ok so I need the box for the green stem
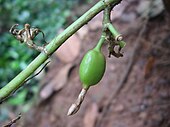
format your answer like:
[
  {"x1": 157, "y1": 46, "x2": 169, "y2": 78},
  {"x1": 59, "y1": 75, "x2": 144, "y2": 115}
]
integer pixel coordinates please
[
  {"x1": 0, "y1": 0, "x2": 122, "y2": 102},
  {"x1": 107, "y1": 23, "x2": 120, "y2": 37},
  {"x1": 102, "y1": 6, "x2": 120, "y2": 37},
  {"x1": 103, "y1": 6, "x2": 112, "y2": 24},
  {"x1": 94, "y1": 6, "x2": 112, "y2": 52},
  {"x1": 103, "y1": 7, "x2": 126, "y2": 48},
  {"x1": 94, "y1": 35, "x2": 106, "y2": 51},
  {"x1": 107, "y1": 23, "x2": 126, "y2": 48}
]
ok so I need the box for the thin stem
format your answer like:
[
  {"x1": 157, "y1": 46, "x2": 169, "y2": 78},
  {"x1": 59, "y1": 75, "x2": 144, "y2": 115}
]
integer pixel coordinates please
[
  {"x1": 94, "y1": 35, "x2": 106, "y2": 51},
  {"x1": 103, "y1": 6, "x2": 123, "y2": 41},
  {"x1": 107, "y1": 23, "x2": 126, "y2": 48},
  {"x1": 103, "y1": 6, "x2": 126, "y2": 48},
  {"x1": 94, "y1": 6, "x2": 112, "y2": 52},
  {"x1": 107, "y1": 23, "x2": 120, "y2": 37},
  {"x1": 103, "y1": 6, "x2": 112, "y2": 24},
  {"x1": 0, "y1": 0, "x2": 122, "y2": 101}
]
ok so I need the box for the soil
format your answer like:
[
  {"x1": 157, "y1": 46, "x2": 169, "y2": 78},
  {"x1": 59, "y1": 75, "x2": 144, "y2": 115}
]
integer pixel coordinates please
[{"x1": 7, "y1": 0, "x2": 170, "y2": 127}]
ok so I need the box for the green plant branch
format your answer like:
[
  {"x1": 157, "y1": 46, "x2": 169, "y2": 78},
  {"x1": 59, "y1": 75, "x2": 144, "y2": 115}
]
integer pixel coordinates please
[
  {"x1": 95, "y1": 35, "x2": 106, "y2": 51},
  {"x1": 107, "y1": 23, "x2": 120, "y2": 37},
  {"x1": 0, "y1": 0, "x2": 122, "y2": 102},
  {"x1": 103, "y1": 6, "x2": 126, "y2": 48},
  {"x1": 106, "y1": 23, "x2": 126, "y2": 48}
]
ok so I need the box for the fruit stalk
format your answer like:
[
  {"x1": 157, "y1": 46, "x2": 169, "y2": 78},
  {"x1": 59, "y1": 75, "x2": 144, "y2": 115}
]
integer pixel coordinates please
[{"x1": 94, "y1": 35, "x2": 105, "y2": 51}]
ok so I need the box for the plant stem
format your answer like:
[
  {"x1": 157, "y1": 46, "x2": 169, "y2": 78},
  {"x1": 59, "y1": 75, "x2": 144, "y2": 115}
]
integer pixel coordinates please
[
  {"x1": 103, "y1": 6, "x2": 120, "y2": 37},
  {"x1": 94, "y1": 6, "x2": 113, "y2": 52},
  {"x1": 107, "y1": 23, "x2": 120, "y2": 37},
  {"x1": 0, "y1": 0, "x2": 122, "y2": 102},
  {"x1": 103, "y1": 6, "x2": 126, "y2": 48},
  {"x1": 107, "y1": 23, "x2": 126, "y2": 48},
  {"x1": 94, "y1": 35, "x2": 106, "y2": 51}
]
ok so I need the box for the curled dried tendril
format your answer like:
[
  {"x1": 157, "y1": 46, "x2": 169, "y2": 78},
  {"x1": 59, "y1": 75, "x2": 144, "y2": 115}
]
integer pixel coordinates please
[{"x1": 9, "y1": 24, "x2": 48, "y2": 55}]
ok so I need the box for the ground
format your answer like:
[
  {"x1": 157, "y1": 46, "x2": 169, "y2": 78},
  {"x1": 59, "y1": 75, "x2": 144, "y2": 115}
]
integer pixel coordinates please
[{"x1": 4, "y1": 0, "x2": 170, "y2": 127}]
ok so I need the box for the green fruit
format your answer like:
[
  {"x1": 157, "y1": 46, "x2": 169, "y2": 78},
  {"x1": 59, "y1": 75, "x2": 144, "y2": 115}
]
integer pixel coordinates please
[{"x1": 79, "y1": 48, "x2": 106, "y2": 89}]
